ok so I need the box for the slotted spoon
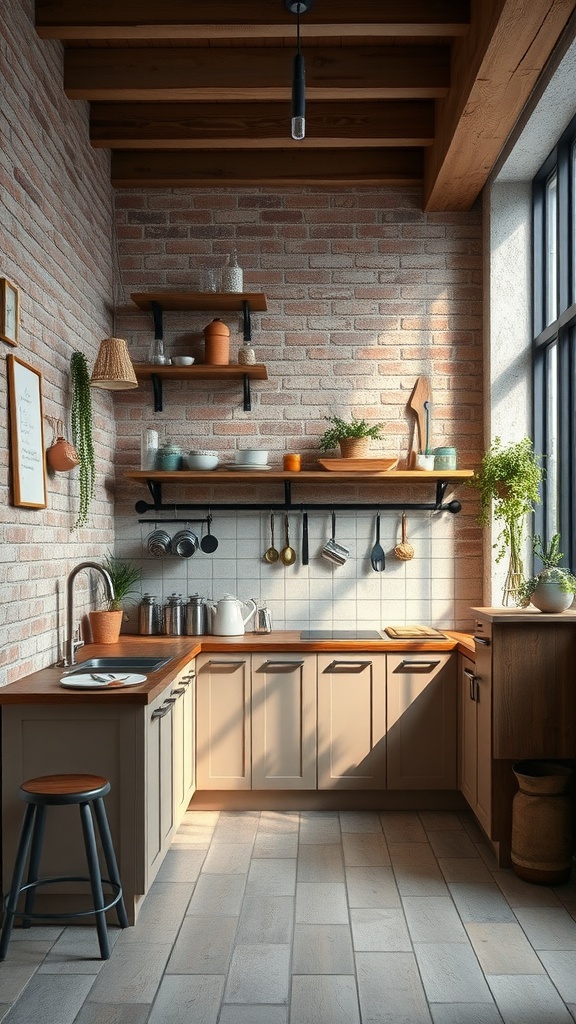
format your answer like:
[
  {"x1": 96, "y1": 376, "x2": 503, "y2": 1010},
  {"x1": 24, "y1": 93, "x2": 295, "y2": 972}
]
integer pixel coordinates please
[{"x1": 370, "y1": 511, "x2": 386, "y2": 572}]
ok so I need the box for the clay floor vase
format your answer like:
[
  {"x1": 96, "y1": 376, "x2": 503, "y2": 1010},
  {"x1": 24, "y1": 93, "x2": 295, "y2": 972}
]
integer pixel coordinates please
[{"x1": 511, "y1": 760, "x2": 573, "y2": 885}]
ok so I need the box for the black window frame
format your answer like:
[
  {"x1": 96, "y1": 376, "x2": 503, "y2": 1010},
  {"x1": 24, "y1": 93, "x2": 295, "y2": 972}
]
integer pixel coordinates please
[{"x1": 532, "y1": 113, "x2": 576, "y2": 570}]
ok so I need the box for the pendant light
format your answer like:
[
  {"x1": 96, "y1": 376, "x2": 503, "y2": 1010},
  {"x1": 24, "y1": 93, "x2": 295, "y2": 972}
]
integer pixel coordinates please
[
  {"x1": 90, "y1": 337, "x2": 138, "y2": 390},
  {"x1": 285, "y1": 1, "x2": 313, "y2": 141}
]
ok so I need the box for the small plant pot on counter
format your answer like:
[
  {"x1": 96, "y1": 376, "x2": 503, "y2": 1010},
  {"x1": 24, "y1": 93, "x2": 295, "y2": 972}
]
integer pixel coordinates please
[{"x1": 89, "y1": 610, "x2": 123, "y2": 645}]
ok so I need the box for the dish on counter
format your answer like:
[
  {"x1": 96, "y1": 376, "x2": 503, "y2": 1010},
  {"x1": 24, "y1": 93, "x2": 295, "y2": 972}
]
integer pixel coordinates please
[
  {"x1": 318, "y1": 458, "x2": 398, "y2": 472},
  {"x1": 60, "y1": 673, "x2": 147, "y2": 689}
]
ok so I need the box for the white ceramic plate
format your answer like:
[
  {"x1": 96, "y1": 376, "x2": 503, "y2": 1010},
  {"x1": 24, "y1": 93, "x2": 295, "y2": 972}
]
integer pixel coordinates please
[
  {"x1": 60, "y1": 673, "x2": 147, "y2": 689},
  {"x1": 228, "y1": 464, "x2": 271, "y2": 471}
]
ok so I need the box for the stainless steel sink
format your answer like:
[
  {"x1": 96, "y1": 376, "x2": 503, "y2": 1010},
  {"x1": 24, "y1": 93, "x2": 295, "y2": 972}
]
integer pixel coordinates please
[{"x1": 64, "y1": 656, "x2": 172, "y2": 674}]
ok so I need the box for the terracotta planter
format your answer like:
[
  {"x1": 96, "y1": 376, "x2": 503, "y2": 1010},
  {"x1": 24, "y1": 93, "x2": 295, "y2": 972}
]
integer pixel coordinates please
[
  {"x1": 203, "y1": 318, "x2": 230, "y2": 365},
  {"x1": 46, "y1": 436, "x2": 80, "y2": 472},
  {"x1": 339, "y1": 437, "x2": 371, "y2": 459},
  {"x1": 89, "y1": 609, "x2": 123, "y2": 645},
  {"x1": 511, "y1": 760, "x2": 573, "y2": 885}
]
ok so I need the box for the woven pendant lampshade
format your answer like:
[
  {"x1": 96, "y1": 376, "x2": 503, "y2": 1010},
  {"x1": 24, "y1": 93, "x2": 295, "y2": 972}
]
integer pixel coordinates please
[{"x1": 90, "y1": 337, "x2": 138, "y2": 390}]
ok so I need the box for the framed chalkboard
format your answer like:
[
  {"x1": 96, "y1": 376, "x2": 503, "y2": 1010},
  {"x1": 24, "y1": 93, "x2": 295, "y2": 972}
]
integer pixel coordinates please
[{"x1": 7, "y1": 354, "x2": 47, "y2": 508}]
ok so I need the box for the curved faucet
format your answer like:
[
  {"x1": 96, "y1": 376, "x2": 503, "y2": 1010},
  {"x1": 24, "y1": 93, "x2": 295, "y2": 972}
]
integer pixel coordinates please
[{"x1": 65, "y1": 561, "x2": 115, "y2": 666}]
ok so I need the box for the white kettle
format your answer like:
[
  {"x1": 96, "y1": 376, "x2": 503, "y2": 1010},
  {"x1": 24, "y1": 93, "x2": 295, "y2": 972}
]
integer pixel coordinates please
[{"x1": 208, "y1": 594, "x2": 257, "y2": 636}]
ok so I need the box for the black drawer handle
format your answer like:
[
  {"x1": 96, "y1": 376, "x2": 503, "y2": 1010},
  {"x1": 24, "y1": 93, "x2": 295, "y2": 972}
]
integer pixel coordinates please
[
  {"x1": 398, "y1": 660, "x2": 440, "y2": 670},
  {"x1": 263, "y1": 660, "x2": 305, "y2": 669},
  {"x1": 464, "y1": 667, "x2": 478, "y2": 701},
  {"x1": 151, "y1": 700, "x2": 174, "y2": 719},
  {"x1": 474, "y1": 636, "x2": 490, "y2": 645},
  {"x1": 206, "y1": 660, "x2": 245, "y2": 667},
  {"x1": 326, "y1": 660, "x2": 371, "y2": 672}
]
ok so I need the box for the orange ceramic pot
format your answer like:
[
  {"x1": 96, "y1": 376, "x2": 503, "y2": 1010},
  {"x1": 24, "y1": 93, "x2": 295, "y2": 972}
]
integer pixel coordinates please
[
  {"x1": 46, "y1": 436, "x2": 80, "y2": 472},
  {"x1": 203, "y1": 318, "x2": 230, "y2": 365},
  {"x1": 89, "y1": 610, "x2": 123, "y2": 645}
]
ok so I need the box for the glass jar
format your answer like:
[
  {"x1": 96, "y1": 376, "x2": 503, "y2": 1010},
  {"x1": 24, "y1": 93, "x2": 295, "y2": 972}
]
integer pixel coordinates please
[
  {"x1": 149, "y1": 337, "x2": 167, "y2": 365},
  {"x1": 283, "y1": 453, "x2": 301, "y2": 471},
  {"x1": 141, "y1": 427, "x2": 159, "y2": 470},
  {"x1": 155, "y1": 442, "x2": 183, "y2": 471},
  {"x1": 433, "y1": 447, "x2": 457, "y2": 471},
  {"x1": 222, "y1": 249, "x2": 243, "y2": 292}
]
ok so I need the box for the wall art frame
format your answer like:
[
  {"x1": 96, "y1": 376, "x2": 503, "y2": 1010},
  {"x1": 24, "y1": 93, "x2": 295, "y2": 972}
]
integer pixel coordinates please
[
  {"x1": 1, "y1": 277, "x2": 20, "y2": 346},
  {"x1": 7, "y1": 354, "x2": 47, "y2": 509}
]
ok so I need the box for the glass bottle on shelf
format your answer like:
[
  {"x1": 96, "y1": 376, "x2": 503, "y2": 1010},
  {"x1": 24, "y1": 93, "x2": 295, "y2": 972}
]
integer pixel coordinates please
[
  {"x1": 222, "y1": 249, "x2": 243, "y2": 292},
  {"x1": 149, "y1": 337, "x2": 167, "y2": 364}
]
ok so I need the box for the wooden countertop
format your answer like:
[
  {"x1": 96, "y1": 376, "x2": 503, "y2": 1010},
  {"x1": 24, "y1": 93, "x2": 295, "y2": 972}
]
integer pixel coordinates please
[{"x1": 0, "y1": 631, "x2": 474, "y2": 706}]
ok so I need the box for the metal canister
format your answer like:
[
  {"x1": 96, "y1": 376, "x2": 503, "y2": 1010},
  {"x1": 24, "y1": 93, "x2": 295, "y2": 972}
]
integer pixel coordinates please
[
  {"x1": 163, "y1": 593, "x2": 185, "y2": 635},
  {"x1": 185, "y1": 594, "x2": 207, "y2": 635},
  {"x1": 138, "y1": 594, "x2": 161, "y2": 635}
]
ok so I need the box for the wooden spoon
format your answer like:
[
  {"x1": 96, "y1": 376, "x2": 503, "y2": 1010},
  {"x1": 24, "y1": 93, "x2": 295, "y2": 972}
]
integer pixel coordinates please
[{"x1": 394, "y1": 513, "x2": 414, "y2": 561}]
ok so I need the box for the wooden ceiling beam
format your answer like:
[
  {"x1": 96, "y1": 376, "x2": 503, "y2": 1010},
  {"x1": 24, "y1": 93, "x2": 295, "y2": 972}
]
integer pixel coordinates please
[
  {"x1": 64, "y1": 45, "x2": 450, "y2": 101},
  {"x1": 424, "y1": 0, "x2": 576, "y2": 210},
  {"x1": 90, "y1": 100, "x2": 435, "y2": 149},
  {"x1": 36, "y1": 0, "x2": 470, "y2": 40},
  {"x1": 110, "y1": 148, "x2": 423, "y2": 187}
]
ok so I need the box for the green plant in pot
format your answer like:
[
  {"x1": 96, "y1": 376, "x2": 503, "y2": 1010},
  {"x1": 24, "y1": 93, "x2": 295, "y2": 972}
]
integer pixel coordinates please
[
  {"x1": 471, "y1": 436, "x2": 542, "y2": 606},
  {"x1": 89, "y1": 553, "x2": 142, "y2": 645},
  {"x1": 518, "y1": 534, "x2": 576, "y2": 612},
  {"x1": 319, "y1": 414, "x2": 384, "y2": 458}
]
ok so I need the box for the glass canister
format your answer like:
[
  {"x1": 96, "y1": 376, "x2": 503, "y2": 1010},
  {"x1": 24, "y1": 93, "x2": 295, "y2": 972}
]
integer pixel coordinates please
[
  {"x1": 141, "y1": 427, "x2": 159, "y2": 470},
  {"x1": 163, "y1": 593, "x2": 185, "y2": 635},
  {"x1": 138, "y1": 594, "x2": 161, "y2": 635},
  {"x1": 433, "y1": 446, "x2": 457, "y2": 471},
  {"x1": 222, "y1": 249, "x2": 243, "y2": 292}
]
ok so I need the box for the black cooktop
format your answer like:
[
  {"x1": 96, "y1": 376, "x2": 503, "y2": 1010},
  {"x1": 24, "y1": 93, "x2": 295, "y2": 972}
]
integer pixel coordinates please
[{"x1": 300, "y1": 630, "x2": 383, "y2": 640}]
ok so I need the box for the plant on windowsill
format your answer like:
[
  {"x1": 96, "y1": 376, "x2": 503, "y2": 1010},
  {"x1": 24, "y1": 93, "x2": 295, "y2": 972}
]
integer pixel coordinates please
[
  {"x1": 517, "y1": 533, "x2": 576, "y2": 613},
  {"x1": 471, "y1": 436, "x2": 542, "y2": 606},
  {"x1": 318, "y1": 414, "x2": 384, "y2": 459},
  {"x1": 89, "y1": 553, "x2": 142, "y2": 645}
]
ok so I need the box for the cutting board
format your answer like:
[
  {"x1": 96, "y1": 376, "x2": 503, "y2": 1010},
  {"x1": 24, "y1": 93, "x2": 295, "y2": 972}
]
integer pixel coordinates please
[{"x1": 408, "y1": 376, "x2": 431, "y2": 457}]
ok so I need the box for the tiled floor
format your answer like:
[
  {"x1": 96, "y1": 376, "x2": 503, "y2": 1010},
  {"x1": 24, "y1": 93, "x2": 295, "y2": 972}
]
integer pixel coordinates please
[{"x1": 1, "y1": 809, "x2": 575, "y2": 1023}]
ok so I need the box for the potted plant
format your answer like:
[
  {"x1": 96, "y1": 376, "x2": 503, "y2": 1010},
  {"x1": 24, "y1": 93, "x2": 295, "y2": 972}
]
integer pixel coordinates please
[
  {"x1": 518, "y1": 534, "x2": 576, "y2": 612},
  {"x1": 89, "y1": 553, "x2": 142, "y2": 644},
  {"x1": 471, "y1": 436, "x2": 542, "y2": 606},
  {"x1": 319, "y1": 414, "x2": 384, "y2": 458}
]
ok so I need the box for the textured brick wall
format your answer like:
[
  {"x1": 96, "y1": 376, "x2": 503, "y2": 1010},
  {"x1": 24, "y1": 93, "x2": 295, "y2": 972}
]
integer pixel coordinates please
[
  {"x1": 0, "y1": 2, "x2": 116, "y2": 683},
  {"x1": 112, "y1": 187, "x2": 484, "y2": 632}
]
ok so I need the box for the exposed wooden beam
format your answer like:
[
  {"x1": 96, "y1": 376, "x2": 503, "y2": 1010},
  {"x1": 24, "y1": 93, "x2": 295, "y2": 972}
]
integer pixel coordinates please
[
  {"x1": 36, "y1": 0, "x2": 470, "y2": 40},
  {"x1": 90, "y1": 100, "x2": 435, "y2": 149},
  {"x1": 110, "y1": 148, "x2": 423, "y2": 187},
  {"x1": 64, "y1": 45, "x2": 450, "y2": 101},
  {"x1": 424, "y1": 0, "x2": 576, "y2": 210}
]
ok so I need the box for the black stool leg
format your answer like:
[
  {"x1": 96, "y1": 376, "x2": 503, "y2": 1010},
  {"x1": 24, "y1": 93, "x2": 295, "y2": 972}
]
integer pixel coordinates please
[
  {"x1": 92, "y1": 797, "x2": 129, "y2": 929},
  {"x1": 0, "y1": 804, "x2": 36, "y2": 959},
  {"x1": 79, "y1": 801, "x2": 110, "y2": 959},
  {"x1": 22, "y1": 803, "x2": 46, "y2": 928}
]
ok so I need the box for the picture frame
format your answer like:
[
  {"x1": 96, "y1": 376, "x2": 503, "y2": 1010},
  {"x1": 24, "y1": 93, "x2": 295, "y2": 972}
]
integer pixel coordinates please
[
  {"x1": 7, "y1": 354, "x2": 47, "y2": 509},
  {"x1": 1, "y1": 277, "x2": 20, "y2": 346}
]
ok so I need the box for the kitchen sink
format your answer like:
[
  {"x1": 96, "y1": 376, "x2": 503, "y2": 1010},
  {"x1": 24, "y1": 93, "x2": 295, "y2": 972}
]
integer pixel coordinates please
[{"x1": 63, "y1": 656, "x2": 172, "y2": 674}]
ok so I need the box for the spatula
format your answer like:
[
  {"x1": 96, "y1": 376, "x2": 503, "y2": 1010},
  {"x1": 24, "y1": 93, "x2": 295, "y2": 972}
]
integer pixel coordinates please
[
  {"x1": 370, "y1": 511, "x2": 386, "y2": 572},
  {"x1": 408, "y1": 376, "x2": 431, "y2": 456}
]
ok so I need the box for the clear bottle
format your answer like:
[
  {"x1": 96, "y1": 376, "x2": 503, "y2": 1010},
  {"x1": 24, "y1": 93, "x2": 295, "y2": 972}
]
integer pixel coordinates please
[
  {"x1": 140, "y1": 427, "x2": 159, "y2": 470},
  {"x1": 149, "y1": 337, "x2": 167, "y2": 364},
  {"x1": 222, "y1": 249, "x2": 243, "y2": 293}
]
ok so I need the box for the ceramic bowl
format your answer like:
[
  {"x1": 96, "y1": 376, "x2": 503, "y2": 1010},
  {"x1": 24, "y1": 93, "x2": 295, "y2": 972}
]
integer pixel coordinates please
[
  {"x1": 185, "y1": 453, "x2": 219, "y2": 470},
  {"x1": 171, "y1": 356, "x2": 195, "y2": 366},
  {"x1": 235, "y1": 449, "x2": 269, "y2": 466}
]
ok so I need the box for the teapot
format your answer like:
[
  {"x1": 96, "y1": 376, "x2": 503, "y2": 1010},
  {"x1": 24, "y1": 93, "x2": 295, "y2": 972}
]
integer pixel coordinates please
[{"x1": 207, "y1": 594, "x2": 257, "y2": 636}]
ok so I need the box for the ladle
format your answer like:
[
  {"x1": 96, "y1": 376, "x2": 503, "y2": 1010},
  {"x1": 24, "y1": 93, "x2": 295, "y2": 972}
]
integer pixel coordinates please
[
  {"x1": 370, "y1": 511, "x2": 386, "y2": 572},
  {"x1": 200, "y1": 514, "x2": 218, "y2": 553},
  {"x1": 264, "y1": 512, "x2": 280, "y2": 563},
  {"x1": 280, "y1": 513, "x2": 296, "y2": 566}
]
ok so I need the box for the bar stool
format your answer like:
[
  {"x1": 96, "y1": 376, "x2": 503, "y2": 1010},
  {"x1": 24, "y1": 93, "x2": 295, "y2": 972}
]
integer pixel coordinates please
[{"x1": 0, "y1": 773, "x2": 129, "y2": 960}]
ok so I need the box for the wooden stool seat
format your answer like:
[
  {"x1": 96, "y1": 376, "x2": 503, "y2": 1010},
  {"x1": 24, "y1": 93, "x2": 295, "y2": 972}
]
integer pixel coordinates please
[{"x1": 0, "y1": 773, "x2": 128, "y2": 961}]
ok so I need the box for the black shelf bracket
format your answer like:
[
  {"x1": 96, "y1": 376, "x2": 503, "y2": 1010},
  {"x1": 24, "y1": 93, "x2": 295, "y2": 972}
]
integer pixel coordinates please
[
  {"x1": 151, "y1": 374, "x2": 163, "y2": 412},
  {"x1": 243, "y1": 374, "x2": 251, "y2": 411},
  {"x1": 242, "y1": 300, "x2": 252, "y2": 342},
  {"x1": 150, "y1": 301, "x2": 164, "y2": 340},
  {"x1": 435, "y1": 480, "x2": 449, "y2": 508},
  {"x1": 145, "y1": 480, "x2": 163, "y2": 510}
]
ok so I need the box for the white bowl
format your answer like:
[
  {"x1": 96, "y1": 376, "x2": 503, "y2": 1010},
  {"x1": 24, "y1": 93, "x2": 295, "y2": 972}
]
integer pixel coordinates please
[
  {"x1": 185, "y1": 453, "x2": 219, "y2": 470},
  {"x1": 189, "y1": 449, "x2": 218, "y2": 457},
  {"x1": 172, "y1": 356, "x2": 195, "y2": 366},
  {"x1": 235, "y1": 449, "x2": 269, "y2": 466}
]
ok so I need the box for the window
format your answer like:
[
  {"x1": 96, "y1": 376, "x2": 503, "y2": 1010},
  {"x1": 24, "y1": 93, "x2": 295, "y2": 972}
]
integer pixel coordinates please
[{"x1": 533, "y1": 114, "x2": 576, "y2": 569}]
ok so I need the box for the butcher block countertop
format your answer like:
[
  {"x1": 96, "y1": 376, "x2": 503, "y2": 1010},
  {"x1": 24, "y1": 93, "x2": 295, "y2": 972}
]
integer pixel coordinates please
[{"x1": 0, "y1": 631, "x2": 474, "y2": 706}]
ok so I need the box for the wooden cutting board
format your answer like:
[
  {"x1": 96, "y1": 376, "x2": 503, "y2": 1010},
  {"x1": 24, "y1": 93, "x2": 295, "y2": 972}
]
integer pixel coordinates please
[{"x1": 408, "y1": 376, "x2": 431, "y2": 455}]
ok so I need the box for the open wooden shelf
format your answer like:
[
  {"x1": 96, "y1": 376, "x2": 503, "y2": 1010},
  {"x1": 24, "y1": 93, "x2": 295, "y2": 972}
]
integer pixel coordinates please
[
  {"x1": 133, "y1": 363, "x2": 267, "y2": 382},
  {"x1": 125, "y1": 469, "x2": 473, "y2": 483},
  {"x1": 130, "y1": 291, "x2": 267, "y2": 313}
]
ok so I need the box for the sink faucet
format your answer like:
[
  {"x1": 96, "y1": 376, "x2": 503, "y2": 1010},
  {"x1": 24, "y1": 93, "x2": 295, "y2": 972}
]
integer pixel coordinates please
[{"x1": 64, "y1": 561, "x2": 115, "y2": 666}]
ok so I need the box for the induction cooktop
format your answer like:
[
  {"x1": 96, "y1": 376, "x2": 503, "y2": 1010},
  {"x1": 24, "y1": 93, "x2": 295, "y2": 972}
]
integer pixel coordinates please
[{"x1": 300, "y1": 630, "x2": 384, "y2": 640}]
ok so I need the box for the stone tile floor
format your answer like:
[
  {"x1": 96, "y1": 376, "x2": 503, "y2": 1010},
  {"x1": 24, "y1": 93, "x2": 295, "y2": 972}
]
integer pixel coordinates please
[{"x1": 0, "y1": 809, "x2": 575, "y2": 1023}]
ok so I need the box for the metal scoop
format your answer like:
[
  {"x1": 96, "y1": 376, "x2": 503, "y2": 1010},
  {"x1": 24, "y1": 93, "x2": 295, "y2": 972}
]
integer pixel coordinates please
[
  {"x1": 264, "y1": 512, "x2": 280, "y2": 563},
  {"x1": 370, "y1": 511, "x2": 386, "y2": 572},
  {"x1": 280, "y1": 514, "x2": 296, "y2": 565}
]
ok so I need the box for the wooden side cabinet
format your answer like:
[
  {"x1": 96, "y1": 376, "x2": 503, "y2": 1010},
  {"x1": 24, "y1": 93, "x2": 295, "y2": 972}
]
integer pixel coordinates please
[
  {"x1": 317, "y1": 654, "x2": 386, "y2": 789},
  {"x1": 252, "y1": 653, "x2": 316, "y2": 789},
  {"x1": 196, "y1": 653, "x2": 251, "y2": 790},
  {"x1": 458, "y1": 651, "x2": 492, "y2": 836},
  {"x1": 387, "y1": 652, "x2": 457, "y2": 790}
]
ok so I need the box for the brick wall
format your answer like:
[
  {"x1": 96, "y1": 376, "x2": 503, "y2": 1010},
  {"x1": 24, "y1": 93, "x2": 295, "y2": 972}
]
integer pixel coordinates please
[
  {"x1": 112, "y1": 188, "x2": 484, "y2": 632},
  {"x1": 0, "y1": 1, "x2": 116, "y2": 683}
]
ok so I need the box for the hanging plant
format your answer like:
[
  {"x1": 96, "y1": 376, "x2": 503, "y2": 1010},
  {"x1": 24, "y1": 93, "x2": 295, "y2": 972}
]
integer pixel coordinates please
[
  {"x1": 470, "y1": 436, "x2": 542, "y2": 605},
  {"x1": 70, "y1": 351, "x2": 96, "y2": 529}
]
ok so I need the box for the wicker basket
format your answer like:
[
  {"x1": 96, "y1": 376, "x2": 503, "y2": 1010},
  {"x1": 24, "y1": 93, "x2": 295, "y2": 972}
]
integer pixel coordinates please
[{"x1": 339, "y1": 437, "x2": 371, "y2": 459}]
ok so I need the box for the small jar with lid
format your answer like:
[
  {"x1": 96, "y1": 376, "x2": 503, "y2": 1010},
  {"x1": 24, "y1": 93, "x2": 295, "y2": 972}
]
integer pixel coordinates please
[
  {"x1": 433, "y1": 447, "x2": 457, "y2": 471},
  {"x1": 155, "y1": 442, "x2": 183, "y2": 471}
]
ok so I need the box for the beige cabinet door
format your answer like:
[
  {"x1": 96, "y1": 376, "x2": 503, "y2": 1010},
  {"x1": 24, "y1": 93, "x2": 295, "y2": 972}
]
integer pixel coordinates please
[
  {"x1": 387, "y1": 652, "x2": 457, "y2": 790},
  {"x1": 317, "y1": 654, "x2": 386, "y2": 789},
  {"x1": 196, "y1": 654, "x2": 251, "y2": 790},
  {"x1": 146, "y1": 688, "x2": 176, "y2": 886},
  {"x1": 252, "y1": 654, "x2": 316, "y2": 789},
  {"x1": 474, "y1": 631, "x2": 492, "y2": 836},
  {"x1": 172, "y1": 661, "x2": 196, "y2": 821},
  {"x1": 459, "y1": 654, "x2": 478, "y2": 809}
]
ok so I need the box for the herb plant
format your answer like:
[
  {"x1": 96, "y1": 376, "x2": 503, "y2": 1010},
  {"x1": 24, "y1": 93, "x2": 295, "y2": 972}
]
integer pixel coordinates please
[
  {"x1": 100, "y1": 553, "x2": 142, "y2": 611},
  {"x1": 319, "y1": 415, "x2": 384, "y2": 452},
  {"x1": 70, "y1": 351, "x2": 96, "y2": 529}
]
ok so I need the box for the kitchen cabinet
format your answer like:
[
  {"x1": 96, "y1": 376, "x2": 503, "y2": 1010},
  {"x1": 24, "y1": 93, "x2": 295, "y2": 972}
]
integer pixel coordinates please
[
  {"x1": 387, "y1": 652, "x2": 457, "y2": 790},
  {"x1": 317, "y1": 654, "x2": 386, "y2": 789},
  {"x1": 196, "y1": 653, "x2": 251, "y2": 790},
  {"x1": 458, "y1": 651, "x2": 492, "y2": 836},
  {"x1": 251, "y1": 653, "x2": 316, "y2": 789}
]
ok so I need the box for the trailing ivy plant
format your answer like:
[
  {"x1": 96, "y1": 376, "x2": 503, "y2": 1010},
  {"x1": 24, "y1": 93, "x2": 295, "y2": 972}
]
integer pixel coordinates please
[
  {"x1": 471, "y1": 436, "x2": 542, "y2": 605},
  {"x1": 70, "y1": 351, "x2": 96, "y2": 529}
]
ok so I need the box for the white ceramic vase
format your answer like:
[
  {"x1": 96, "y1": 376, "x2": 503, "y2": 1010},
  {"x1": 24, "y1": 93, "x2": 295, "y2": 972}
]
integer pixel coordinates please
[{"x1": 530, "y1": 581, "x2": 574, "y2": 613}]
